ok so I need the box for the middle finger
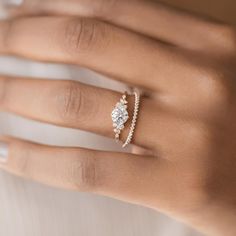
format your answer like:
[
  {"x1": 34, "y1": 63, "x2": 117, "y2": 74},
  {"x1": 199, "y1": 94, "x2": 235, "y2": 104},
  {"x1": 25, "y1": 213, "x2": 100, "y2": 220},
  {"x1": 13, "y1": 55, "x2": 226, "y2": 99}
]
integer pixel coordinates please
[{"x1": 0, "y1": 16, "x2": 199, "y2": 93}]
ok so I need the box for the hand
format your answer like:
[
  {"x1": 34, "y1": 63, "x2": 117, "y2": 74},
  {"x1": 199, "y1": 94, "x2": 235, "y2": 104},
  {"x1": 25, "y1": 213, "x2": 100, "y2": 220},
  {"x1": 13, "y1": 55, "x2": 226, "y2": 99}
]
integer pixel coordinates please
[{"x1": 0, "y1": 1, "x2": 236, "y2": 235}]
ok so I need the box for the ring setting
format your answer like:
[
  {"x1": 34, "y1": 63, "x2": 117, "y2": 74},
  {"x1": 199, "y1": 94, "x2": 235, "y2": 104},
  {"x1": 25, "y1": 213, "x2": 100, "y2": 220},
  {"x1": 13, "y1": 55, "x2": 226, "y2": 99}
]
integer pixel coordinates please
[
  {"x1": 111, "y1": 94, "x2": 129, "y2": 141},
  {"x1": 111, "y1": 89, "x2": 140, "y2": 147}
]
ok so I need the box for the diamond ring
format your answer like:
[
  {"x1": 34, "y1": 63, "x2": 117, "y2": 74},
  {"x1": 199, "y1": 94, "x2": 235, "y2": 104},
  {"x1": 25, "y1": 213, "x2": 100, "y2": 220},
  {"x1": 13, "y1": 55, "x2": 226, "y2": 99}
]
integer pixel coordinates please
[{"x1": 111, "y1": 89, "x2": 140, "y2": 147}]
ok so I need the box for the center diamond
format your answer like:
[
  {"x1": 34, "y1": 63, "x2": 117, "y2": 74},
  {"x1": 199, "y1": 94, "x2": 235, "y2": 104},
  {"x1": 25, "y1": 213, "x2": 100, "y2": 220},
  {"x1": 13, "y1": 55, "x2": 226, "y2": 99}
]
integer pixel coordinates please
[{"x1": 112, "y1": 103, "x2": 129, "y2": 130}]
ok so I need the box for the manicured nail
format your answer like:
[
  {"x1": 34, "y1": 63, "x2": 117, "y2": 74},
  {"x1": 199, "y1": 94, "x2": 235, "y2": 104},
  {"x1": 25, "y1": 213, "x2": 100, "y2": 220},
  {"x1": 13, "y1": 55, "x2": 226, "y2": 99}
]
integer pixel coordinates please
[
  {"x1": 1, "y1": 0, "x2": 23, "y2": 7},
  {"x1": 0, "y1": 141, "x2": 9, "y2": 163}
]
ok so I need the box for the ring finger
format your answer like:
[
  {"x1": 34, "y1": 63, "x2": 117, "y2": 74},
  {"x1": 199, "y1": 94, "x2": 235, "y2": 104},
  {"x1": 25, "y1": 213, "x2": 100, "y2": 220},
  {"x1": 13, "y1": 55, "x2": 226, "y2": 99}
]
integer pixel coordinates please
[{"x1": 0, "y1": 76, "x2": 157, "y2": 149}]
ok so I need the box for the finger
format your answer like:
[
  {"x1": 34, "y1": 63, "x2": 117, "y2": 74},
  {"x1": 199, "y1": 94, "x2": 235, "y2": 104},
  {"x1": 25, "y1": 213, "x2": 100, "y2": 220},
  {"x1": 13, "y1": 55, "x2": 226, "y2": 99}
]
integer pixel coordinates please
[
  {"x1": 0, "y1": 137, "x2": 170, "y2": 207},
  {"x1": 0, "y1": 76, "x2": 156, "y2": 149},
  {"x1": 131, "y1": 145, "x2": 153, "y2": 156},
  {"x1": 6, "y1": 0, "x2": 231, "y2": 51},
  {"x1": 0, "y1": 16, "x2": 199, "y2": 92}
]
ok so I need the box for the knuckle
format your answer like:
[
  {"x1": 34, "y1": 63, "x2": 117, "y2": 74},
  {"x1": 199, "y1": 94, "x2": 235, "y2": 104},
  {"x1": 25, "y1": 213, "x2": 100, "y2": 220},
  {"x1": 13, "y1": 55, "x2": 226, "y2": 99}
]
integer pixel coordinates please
[
  {"x1": 177, "y1": 167, "x2": 213, "y2": 211},
  {"x1": 1, "y1": 20, "x2": 16, "y2": 53},
  {"x1": 80, "y1": 156, "x2": 98, "y2": 189},
  {"x1": 63, "y1": 18, "x2": 110, "y2": 55},
  {"x1": 171, "y1": 162, "x2": 212, "y2": 213},
  {"x1": 72, "y1": 153, "x2": 99, "y2": 190},
  {"x1": 183, "y1": 122, "x2": 211, "y2": 154},
  {"x1": 182, "y1": 173, "x2": 212, "y2": 212},
  {"x1": 2, "y1": 19, "x2": 25, "y2": 53},
  {"x1": 58, "y1": 81, "x2": 83, "y2": 122},
  {"x1": 183, "y1": 164, "x2": 228, "y2": 214},
  {"x1": 179, "y1": 125, "x2": 223, "y2": 212},
  {"x1": 2, "y1": 20, "x2": 14, "y2": 52},
  {"x1": 199, "y1": 69, "x2": 230, "y2": 107},
  {"x1": 212, "y1": 24, "x2": 236, "y2": 51}
]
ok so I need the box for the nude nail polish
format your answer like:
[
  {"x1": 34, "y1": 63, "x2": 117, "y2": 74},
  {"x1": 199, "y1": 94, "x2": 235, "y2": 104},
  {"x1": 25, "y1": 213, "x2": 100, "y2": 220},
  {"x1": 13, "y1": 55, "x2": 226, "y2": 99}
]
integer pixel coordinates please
[{"x1": 0, "y1": 141, "x2": 9, "y2": 163}]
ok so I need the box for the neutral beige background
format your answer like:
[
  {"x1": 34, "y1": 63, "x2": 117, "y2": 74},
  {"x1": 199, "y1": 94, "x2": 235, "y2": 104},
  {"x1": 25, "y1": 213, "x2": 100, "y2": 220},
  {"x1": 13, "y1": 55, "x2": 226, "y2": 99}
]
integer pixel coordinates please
[{"x1": 0, "y1": 1, "x2": 235, "y2": 236}]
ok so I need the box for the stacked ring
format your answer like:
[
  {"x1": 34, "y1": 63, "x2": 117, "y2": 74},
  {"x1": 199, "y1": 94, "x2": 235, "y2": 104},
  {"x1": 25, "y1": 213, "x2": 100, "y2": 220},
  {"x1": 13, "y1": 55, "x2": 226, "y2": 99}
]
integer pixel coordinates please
[{"x1": 111, "y1": 89, "x2": 141, "y2": 147}]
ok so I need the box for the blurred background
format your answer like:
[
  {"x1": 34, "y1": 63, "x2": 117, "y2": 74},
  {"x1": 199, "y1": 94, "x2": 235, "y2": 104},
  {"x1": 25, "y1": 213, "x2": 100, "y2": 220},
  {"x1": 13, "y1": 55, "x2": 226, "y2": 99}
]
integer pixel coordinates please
[{"x1": 0, "y1": 1, "x2": 235, "y2": 235}]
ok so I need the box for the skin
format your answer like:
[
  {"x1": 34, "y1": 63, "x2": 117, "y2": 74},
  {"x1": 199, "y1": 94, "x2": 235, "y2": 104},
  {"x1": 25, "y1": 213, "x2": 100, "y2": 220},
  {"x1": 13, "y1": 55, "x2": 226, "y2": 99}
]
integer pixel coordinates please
[{"x1": 0, "y1": 0, "x2": 236, "y2": 235}]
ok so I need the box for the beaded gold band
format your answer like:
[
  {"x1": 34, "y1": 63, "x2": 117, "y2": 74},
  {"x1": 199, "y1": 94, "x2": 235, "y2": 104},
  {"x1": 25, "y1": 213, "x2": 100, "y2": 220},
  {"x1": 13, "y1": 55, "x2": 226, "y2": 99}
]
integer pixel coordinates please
[
  {"x1": 122, "y1": 90, "x2": 140, "y2": 148},
  {"x1": 111, "y1": 89, "x2": 140, "y2": 147}
]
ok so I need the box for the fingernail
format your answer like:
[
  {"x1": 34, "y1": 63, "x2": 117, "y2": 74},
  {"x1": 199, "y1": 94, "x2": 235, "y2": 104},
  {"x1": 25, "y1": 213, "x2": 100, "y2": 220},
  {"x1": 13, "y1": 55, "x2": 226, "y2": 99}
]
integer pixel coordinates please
[
  {"x1": 1, "y1": 0, "x2": 24, "y2": 7},
  {"x1": 0, "y1": 141, "x2": 9, "y2": 163}
]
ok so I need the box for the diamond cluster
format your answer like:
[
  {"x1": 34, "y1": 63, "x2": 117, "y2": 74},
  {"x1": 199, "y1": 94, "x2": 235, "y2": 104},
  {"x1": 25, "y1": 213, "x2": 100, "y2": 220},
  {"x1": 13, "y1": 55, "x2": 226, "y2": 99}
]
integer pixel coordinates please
[{"x1": 111, "y1": 94, "x2": 129, "y2": 140}]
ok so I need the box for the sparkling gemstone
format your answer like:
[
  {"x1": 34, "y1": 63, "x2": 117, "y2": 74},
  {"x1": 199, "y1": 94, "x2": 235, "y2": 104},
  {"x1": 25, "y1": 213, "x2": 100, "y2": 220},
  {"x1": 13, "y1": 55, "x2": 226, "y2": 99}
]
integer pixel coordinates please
[{"x1": 111, "y1": 102, "x2": 129, "y2": 130}]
